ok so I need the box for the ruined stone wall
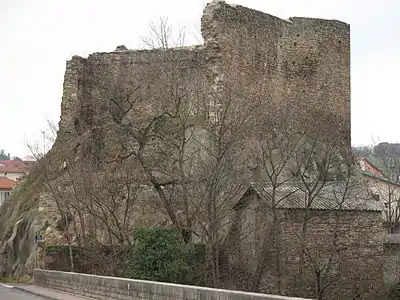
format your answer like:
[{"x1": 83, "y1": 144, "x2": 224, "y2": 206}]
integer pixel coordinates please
[
  {"x1": 51, "y1": 1, "x2": 352, "y2": 188},
  {"x1": 201, "y1": 1, "x2": 350, "y2": 146},
  {"x1": 58, "y1": 47, "x2": 207, "y2": 149},
  {"x1": 58, "y1": 0, "x2": 351, "y2": 155},
  {"x1": 37, "y1": 46, "x2": 210, "y2": 248},
  {"x1": 27, "y1": 0, "x2": 353, "y2": 281},
  {"x1": 1, "y1": 0, "x2": 354, "y2": 280}
]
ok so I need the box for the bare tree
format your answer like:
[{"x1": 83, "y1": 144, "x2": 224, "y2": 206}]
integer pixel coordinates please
[
  {"x1": 70, "y1": 17, "x2": 261, "y2": 287},
  {"x1": 22, "y1": 18, "x2": 203, "y2": 276},
  {"x1": 295, "y1": 149, "x2": 382, "y2": 299},
  {"x1": 27, "y1": 122, "x2": 151, "y2": 274},
  {"x1": 23, "y1": 15, "x2": 384, "y2": 299},
  {"x1": 26, "y1": 119, "x2": 58, "y2": 160},
  {"x1": 141, "y1": 17, "x2": 187, "y2": 50},
  {"x1": 214, "y1": 103, "x2": 385, "y2": 299},
  {"x1": 245, "y1": 106, "x2": 306, "y2": 292},
  {"x1": 371, "y1": 143, "x2": 400, "y2": 233}
]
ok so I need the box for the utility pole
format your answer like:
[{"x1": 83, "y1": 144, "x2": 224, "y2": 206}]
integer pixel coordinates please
[
  {"x1": 34, "y1": 235, "x2": 37, "y2": 269},
  {"x1": 41, "y1": 130, "x2": 46, "y2": 157},
  {"x1": 34, "y1": 235, "x2": 42, "y2": 269}
]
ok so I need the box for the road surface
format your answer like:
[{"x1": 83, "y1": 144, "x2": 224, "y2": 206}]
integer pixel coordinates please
[
  {"x1": 0, "y1": 284, "x2": 44, "y2": 299},
  {"x1": 0, "y1": 283, "x2": 89, "y2": 300}
]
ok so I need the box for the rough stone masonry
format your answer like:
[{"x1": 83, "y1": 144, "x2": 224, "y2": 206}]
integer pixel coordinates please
[
  {"x1": 0, "y1": 0, "x2": 353, "y2": 296},
  {"x1": 52, "y1": 0, "x2": 354, "y2": 296},
  {"x1": 57, "y1": 0, "x2": 350, "y2": 148}
]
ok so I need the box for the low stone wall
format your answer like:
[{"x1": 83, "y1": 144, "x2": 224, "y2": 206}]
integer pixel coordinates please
[{"x1": 33, "y1": 269, "x2": 313, "y2": 300}]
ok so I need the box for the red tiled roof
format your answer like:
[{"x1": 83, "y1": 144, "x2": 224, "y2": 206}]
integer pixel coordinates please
[
  {"x1": 0, "y1": 176, "x2": 16, "y2": 189},
  {"x1": 363, "y1": 158, "x2": 385, "y2": 177},
  {"x1": 0, "y1": 159, "x2": 31, "y2": 173},
  {"x1": 356, "y1": 157, "x2": 385, "y2": 177}
]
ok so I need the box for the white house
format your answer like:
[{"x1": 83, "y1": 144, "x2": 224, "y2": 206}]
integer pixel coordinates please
[
  {"x1": 0, "y1": 158, "x2": 32, "y2": 181},
  {"x1": 0, "y1": 176, "x2": 16, "y2": 205}
]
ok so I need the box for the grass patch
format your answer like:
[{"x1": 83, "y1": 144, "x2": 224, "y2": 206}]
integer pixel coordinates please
[{"x1": 0, "y1": 276, "x2": 32, "y2": 284}]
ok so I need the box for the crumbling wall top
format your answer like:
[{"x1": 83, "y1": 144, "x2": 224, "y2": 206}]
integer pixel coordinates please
[{"x1": 202, "y1": 0, "x2": 349, "y2": 32}]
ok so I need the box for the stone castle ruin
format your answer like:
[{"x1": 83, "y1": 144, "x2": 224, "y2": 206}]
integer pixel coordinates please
[
  {"x1": 1, "y1": 1, "x2": 379, "y2": 299},
  {"x1": 59, "y1": 0, "x2": 350, "y2": 146}
]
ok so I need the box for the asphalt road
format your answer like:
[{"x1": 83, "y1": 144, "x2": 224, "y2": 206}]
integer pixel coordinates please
[{"x1": 0, "y1": 284, "x2": 45, "y2": 300}]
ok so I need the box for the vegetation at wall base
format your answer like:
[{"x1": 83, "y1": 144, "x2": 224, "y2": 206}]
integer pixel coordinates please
[
  {"x1": 0, "y1": 276, "x2": 31, "y2": 284},
  {"x1": 123, "y1": 227, "x2": 194, "y2": 284}
]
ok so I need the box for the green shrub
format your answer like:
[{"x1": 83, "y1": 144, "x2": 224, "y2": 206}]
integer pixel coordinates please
[{"x1": 123, "y1": 227, "x2": 194, "y2": 284}]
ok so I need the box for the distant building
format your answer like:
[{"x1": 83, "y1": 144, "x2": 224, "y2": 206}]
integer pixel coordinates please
[
  {"x1": 356, "y1": 156, "x2": 386, "y2": 178},
  {"x1": 0, "y1": 176, "x2": 16, "y2": 205},
  {"x1": 0, "y1": 158, "x2": 33, "y2": 181},
  {"x1": 356, "y1": 156, "x2": 400, "y2": 233}
]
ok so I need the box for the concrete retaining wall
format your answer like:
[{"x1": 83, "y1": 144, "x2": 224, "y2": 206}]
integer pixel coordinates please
[{"x1": 33, "y1": 269, "x2": 313, "y2": 300}]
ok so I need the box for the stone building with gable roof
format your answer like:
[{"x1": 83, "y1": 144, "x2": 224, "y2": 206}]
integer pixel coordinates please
[{"x1": 221, "y1": 182, "x2": 385, "y2": 299}]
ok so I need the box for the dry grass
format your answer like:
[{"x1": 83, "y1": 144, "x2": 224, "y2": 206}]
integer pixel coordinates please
[{"x1": 0, "y1": 276, "x2": 32, "y2": 284}]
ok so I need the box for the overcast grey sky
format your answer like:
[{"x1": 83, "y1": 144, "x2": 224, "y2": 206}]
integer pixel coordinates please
[{"x1": 1, "y1": 0, "x2": 399, "y2": 158}]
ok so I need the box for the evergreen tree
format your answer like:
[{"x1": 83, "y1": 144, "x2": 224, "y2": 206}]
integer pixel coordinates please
[{"x1": 0, "y1": 149, "x2": 10, "y2": 160}]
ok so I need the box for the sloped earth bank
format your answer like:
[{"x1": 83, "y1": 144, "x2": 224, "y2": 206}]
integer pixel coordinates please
[
  {"x1": 0, "y1": 175, "x2": 40, "y2": 278},
  {"x1": 0, "y1": 147, "x2": 64, "y2": 278}
]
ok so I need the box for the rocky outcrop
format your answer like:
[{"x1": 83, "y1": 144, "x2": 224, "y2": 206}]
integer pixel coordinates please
[
  {"x1": 0, "y1": 144, "x2": 81, "y2": 277},
  {"x1": 0, "y1": 166, "x2": 40, "y2": 277}
]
